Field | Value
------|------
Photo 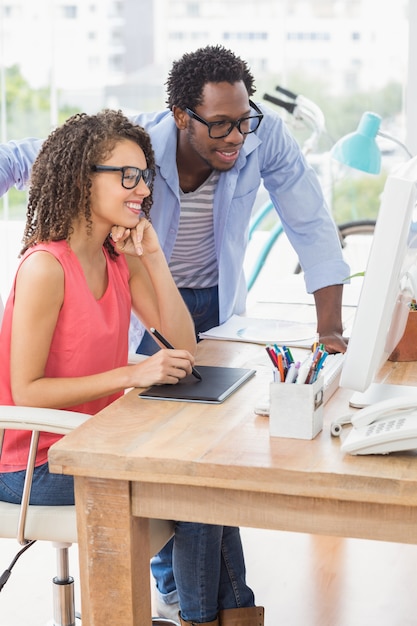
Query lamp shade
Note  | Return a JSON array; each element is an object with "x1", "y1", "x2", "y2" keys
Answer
[{"x1": 331, "y1": 112, "x2": 382, "y2": 174}]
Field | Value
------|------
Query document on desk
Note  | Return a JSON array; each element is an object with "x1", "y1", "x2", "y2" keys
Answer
[{"x1": 199, "y1": 315, "x2": 318, "y2": 347}]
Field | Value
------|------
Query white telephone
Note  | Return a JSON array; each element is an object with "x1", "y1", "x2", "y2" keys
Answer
[{"x1": 339, "y1": 395, "x2": 417, "y2": 455}]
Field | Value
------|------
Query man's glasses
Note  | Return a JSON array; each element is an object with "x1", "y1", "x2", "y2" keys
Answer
[
  {"x1": 185, "y1": 100, "x2": 264, "y2": 139},
  {"x1": 91, "y1": 165, "x2": 154, "y2": 189}
]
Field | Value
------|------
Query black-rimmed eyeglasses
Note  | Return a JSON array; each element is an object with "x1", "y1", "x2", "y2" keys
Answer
[
  {"x1": 91, "y1": 165, "x2": 154, "y2": 189},
  {"x1": 185, "y1": 100, "x2": 264, "y2": 139}
]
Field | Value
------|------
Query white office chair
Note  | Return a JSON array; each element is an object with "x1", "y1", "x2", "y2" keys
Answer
[
  {"x1": 0, "y1": 407, "x2": 177, "y2": 626},
  {"x1": 0, "y1": 297, "x2": 176, "y2": 626}
]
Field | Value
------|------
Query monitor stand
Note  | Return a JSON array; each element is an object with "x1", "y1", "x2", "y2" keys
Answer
[{"x1": 349, "y1": 382, "x2": 417, "y2": 408}]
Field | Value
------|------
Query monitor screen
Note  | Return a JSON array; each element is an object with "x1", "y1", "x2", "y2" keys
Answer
[{"x1": 340, "y1": 156, "x2": 417, "y2": 407}]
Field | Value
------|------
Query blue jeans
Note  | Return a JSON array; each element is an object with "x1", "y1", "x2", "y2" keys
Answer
[
  {"x1": 173, "y1": 522, "x2": 255, "y2": 622},
  {"x1": 0, "y1": 464, "x2": 255, "y2": 621},
  {"x1": 136, "y1": 286, "x2": 219, "y2": 356},
  {"x1": 0, "y1": 463, "x2": 74, "y2": 504},
  {"x1": 139, "y1": 286, "x2": 220, "y2": 601},
  {"x1": 0, "y1": 463, "x2": 74, "y2": 506}
]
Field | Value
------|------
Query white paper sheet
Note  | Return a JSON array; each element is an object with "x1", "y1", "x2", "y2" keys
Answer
[{"x1": 199, "y1": 315, "x2": 318, "y2": 347}]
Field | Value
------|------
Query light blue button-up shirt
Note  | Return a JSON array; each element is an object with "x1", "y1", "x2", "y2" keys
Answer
[{"x1": 0, "y1": 104, "x2": 349, "y2": 325}]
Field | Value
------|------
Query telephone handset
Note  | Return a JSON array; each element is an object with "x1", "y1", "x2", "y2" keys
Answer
[
  {"x1": 351, "y1": 395, "x2": 417, "y2": 428},
  {"x1": 340, "y1": 395, "x2": 417, "y2": 455}
]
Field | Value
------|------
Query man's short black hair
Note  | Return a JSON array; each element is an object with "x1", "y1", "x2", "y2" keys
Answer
[{"x1": 166, "y1": 45, "x2": 256, "y2": 111}]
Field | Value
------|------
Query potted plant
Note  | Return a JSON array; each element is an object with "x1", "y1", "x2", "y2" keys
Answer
[{"x1": 388, "y1": 300, "x2": 417, "y2": 362}]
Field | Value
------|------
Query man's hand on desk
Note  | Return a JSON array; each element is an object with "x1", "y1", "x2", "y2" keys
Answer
[
  {"x1": 318, "y1": 331, "x2": 348, "y2": 355},
  {"x1": 313, "y1": 284, "x2": 348, "y2": 354}
]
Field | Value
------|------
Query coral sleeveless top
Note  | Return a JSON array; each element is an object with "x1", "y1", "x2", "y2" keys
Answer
[{"x1": 0, "y1": 241, "x2": 131, "y2": 470}]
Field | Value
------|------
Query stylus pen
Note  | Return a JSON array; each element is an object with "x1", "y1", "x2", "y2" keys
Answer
[{"x1": 150, "y1": 327, "x2": 202, "y2": 381}]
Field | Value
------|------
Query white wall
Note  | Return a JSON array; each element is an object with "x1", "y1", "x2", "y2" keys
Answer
[{"x1": 406, "y1": 0, "x2": 417, "y2": 156}]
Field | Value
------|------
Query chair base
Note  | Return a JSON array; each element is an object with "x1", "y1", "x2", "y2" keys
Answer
[{"x1": 52, "y1": 575, "x2": 75, "y2": 625}]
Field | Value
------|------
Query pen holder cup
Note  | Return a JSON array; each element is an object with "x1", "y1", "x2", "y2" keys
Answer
[{"x1": 269, "y1": 376, "x2": 324, "y2": 440}]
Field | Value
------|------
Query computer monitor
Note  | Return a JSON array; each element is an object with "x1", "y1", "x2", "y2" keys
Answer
[{"x1": 340, "y1": 155, "x2": 417, "y2": 408}]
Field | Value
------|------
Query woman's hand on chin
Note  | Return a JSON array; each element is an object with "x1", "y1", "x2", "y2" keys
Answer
[{"x1": 110, "y1": 219, "x2": 160, "y2": 257}]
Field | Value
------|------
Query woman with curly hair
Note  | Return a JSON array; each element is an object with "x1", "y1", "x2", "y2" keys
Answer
[
  {"x1": 0, "y1": 109, "x2": 197, "y2": 416},
  {"x1": 0, "y1": 108, "x2": 261, "y2": 626}
]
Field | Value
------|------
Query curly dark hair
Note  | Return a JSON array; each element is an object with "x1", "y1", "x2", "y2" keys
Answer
[
  {"x1": 21, "y1": 109, "x2": 155, "y2": 260},
  {"x1": 166, "y1": 45, "x2": 256, "y2": 111}
]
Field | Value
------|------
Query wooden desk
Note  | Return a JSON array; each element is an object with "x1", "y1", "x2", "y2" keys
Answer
[{"x1": 49, "y1": 338, "x2": 417, "y2": 626}]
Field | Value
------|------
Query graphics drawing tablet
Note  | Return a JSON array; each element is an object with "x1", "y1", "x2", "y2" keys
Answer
[{"x1": 138, "y1": 365, "x2": 256, "y2": 404}]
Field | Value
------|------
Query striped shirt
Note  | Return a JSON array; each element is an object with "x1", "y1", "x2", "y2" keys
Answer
[{"x1": 169, "y1": 170, "x2": 219, "y2": 288}]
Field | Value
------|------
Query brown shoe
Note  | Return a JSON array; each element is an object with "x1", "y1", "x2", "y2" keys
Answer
[{"x1": 218, "y1": 606, "x2": 264, "y2": 626}]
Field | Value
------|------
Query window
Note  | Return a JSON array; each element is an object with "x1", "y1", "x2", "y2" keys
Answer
[
  {"x1": 61, "y1": 5, "x2": 77, "y2": 19},
  {"x1": 109, "y1": 54, "x2": 124, "y2": 73},
  {"x1": 186, "y1": 3, "x2": 200, "y2": 17}
]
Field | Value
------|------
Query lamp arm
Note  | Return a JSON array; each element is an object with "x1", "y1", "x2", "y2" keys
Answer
[
  {"x1": 291, "y1": 105, "x2": 321, "y2": 155},
  {"x1": 295, "y1": 95, "x2": 326, "y2": 134},
  {"x1": 377, "y1": 130, "x2": 414, "y2": 159}
]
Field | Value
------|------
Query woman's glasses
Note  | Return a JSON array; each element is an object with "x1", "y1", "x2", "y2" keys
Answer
[{"x1": 91, "y1": 165, "x2": 154, "y2": 189}]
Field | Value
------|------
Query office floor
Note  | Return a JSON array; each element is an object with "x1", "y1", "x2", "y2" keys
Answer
[{"x1": 2, "y1": 530, "x2": 417, "y2": 625}]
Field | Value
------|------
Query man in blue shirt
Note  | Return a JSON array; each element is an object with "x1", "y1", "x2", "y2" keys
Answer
[{"x1": 0, "y1": 45, "x2": 349, "y2": 624}]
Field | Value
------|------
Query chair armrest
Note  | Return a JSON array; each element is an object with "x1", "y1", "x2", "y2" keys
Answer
[
  {"x1": 0, "y1": 406, "x2": 91, "y2": 435},
  {"x1": 0, "y1": 405, "x2": 91, "y2": 544}
]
